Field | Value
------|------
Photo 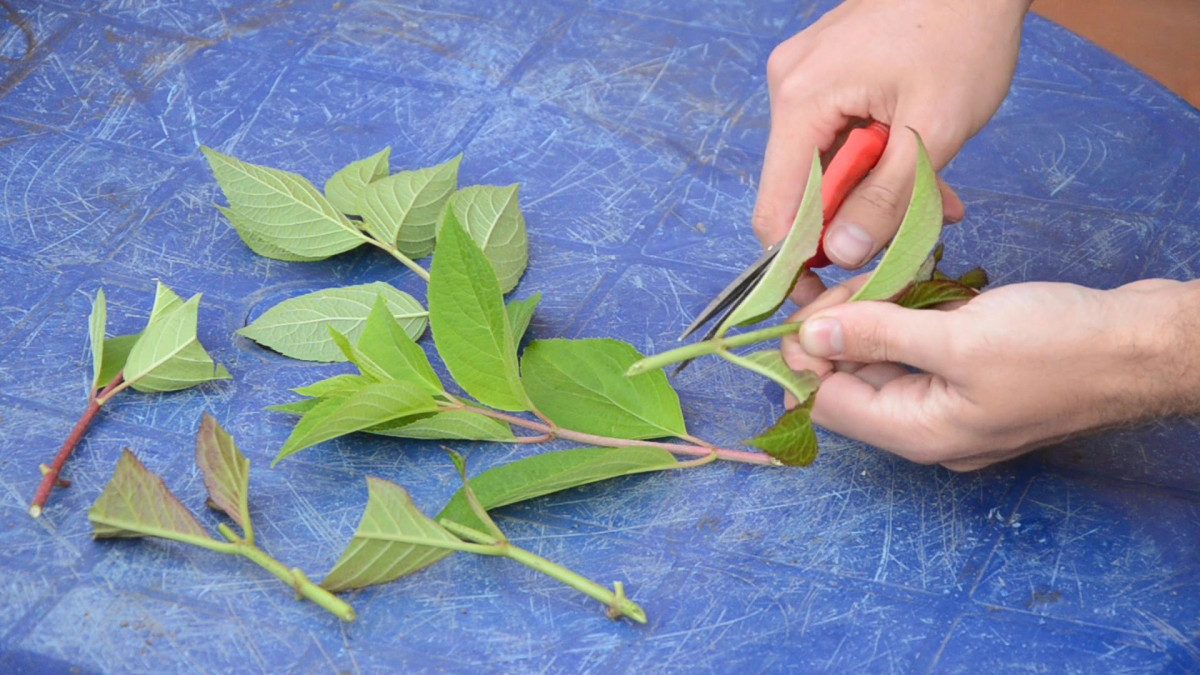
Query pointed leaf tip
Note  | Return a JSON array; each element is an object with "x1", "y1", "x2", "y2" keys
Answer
[
  {"x1": 88, "y1": 449, "x2": 212, "y2": 541},
  {"x1": 195, "y1": 413, "x2": 252, "y2": 529}
]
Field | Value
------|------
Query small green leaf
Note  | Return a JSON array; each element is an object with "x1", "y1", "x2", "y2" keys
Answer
[
  {"x1": 436, "y1": 446, "x2": 679, "y2": 533},
  {"x1": 320, "y1": 476, "x2": 460, "y2": 592},
  {"x1": 357, "y1": 155, "x2": 461, "y2": 256},
  {"x1": 368, "y1": 410, "x2": 514, "y2": 441},
  {"x1": 202, "y1": 146, "x2": 365, "y2": 260},
  {"x1": 123, "y1": 294, "x2": 230, "y2": 393},
  {"x1": 324, "y1": 147, "x2": 391, "y2": 216},
  {"x1": 148, "y1": 282, "x2": 185, "y2": 324},
  {"x1": 446, "y1": 450, "x2": 506, "y2": 541},
  {"x1": 217, "y1": 205, "x2": 325, "y2": 262},
  {"x1": 89, "y1": 449, "x2": 213, "y2": 543},
  {"x1": 522, "y1": 338, "x2": 686, "y2": 439},
  {"x1": 293, "y1": 373, "x2": 374, "y2": 398},
  {"x1": 507, "y1": 292, "x2": 541, "y2": 345},
  {"x1": 718, "y1": 150, "x2": 824, "y2": 332},
  {"x1": 238, "y1": 282, "x2": 426, "y2": 362},
  {"x1": 895, "y1": 279, "x2": 980, "y2": 310},
  {"x1": 957, "y1": 267, "x2": 989, "y2": 290},
  {"x1": 274, "y1": 381, "x2": 438, "y2": 464},
  {"x1": 741, "y1": 350, "x2": 820, "y2": 404},
  {"x1": 348, "y1": 296, "x2": 442, "y2": 394},
  {"x1": 745, "y1": 398, "x2": 818, "y2": 466},
  {"x1": 89, "y1": 289, "x2": 107, "y2": 390},
  {"x1": 444, "y1": 184, "x2": 529, "y2": 293},
  {"x1": 850, "y1": 132, "x2": 943, "y2": 302},
  {"x1": 96, "y1": 334, "x2": 139, "y2": 390},
  {"x1": 195, "y1": 413, "x2": 251, "y2": 530},
  {"x1": 428, "y1": 211, "x2": 530, "y2": 411}
]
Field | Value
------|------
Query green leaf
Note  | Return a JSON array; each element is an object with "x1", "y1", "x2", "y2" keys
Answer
[
  {"x1": 89, "y1": 289, "x2": 107, "y2": 390},
  {"x1": 148, "y1": 281, "x2": 185, "y2": 324},
  {"x1": 428, "y1": 211, "x2": 530, "y2": 411},
  {"x1": 202, "y1": 146, "x2": 365, "y2": 260},
  {"x1": 437, "y1": 446, "x2": 679, "y2": 533},
  {"x1": 217, "y1": 205, "x2": 325, "y2": 262},
  {"x1": 507, "y1": 292, "x2": 541, "y2": 345},
  {"x1": 274, "y1": 381, "x2": 438, "y2": 464},
  {"x1": 718, "y1": 150, "x2": 824, "y2": 332},
  {"x1": 267, "y1": 398, "x2": 321, "y2": 415},
  {"x1": 320, "y1": 477, "x2": 460, "y2": 592},
  {"x1": 292, "y1": 373, "x2": 374, "y2": 398},
  {"x1": 741, "y1": 350, "x2": 820, "y2": 404},
  {"x1": 745, "y1": 398, "x2": 818, "y2": 466},
  {"x1": 89, "y1": 449, "x2": 213, "y2": 544},
  {"x1": 368, "y1": 410, "x2": 514, "y2": 441},
  {"x1": 850, "y1": 132, "x2": 943, "y2": 302},
  {"x1": 444, "y1": 184, "x2": 529, "y2": 293},
  {"x1": 356, "y1": 155, "x2": 461, "y2": 257},
  {"x1": 324, "y1": 147, "x2": 391, "y2": 216},
  {"x1": 96, "y1": 334, "x2": 139, "y2": 390},
  {"x1": 238, "y1": 282, "x2": 426, "y2": 362},
  {"x1": 895, "y1": 279, "x2": 980, "y2": 310},
  {"x1": 957, "y1": 267, "x2": 989, "y2": 290},
  {"x1": 195, "y1": 413, "x2": 251, "y2": 530},
  {"x1": 123, "y1": 294, "x2": 230, "y2": 393},
  {"x1": 345, "y1": 296, "x2": 442, "y2": 394},
  {"x1": 522, "y1": 338, "x2": 686, "y2": 439}
]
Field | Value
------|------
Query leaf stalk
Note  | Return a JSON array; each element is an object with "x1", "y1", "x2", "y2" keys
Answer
[{"x1": 627, "y1": 322, "x2": 806, "y2": 376}]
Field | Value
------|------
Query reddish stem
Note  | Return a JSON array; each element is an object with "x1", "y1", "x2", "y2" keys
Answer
[{"x1": 29, "y1": 373, "x2": 125, "y2": 518}]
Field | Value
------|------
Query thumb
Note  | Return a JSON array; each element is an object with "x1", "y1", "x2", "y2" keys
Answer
[{"x1": 798, "y1": 301, "x2": 949, "y2": 372}]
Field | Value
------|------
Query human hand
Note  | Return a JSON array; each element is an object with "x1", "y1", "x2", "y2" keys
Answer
[
  {"x1": 756, "y1": 0, "x2": 1029, "y2": 302},
  {"x1": 780, "y1": 278, "x2": 1197, "y2": 471}
]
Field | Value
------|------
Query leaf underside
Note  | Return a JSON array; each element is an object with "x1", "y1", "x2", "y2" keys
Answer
[
  {"x1": 320, "y1": 477, "x2": 459, "y2": 592},
  {"x1": 445, "y1": 184, "x2": 529, "y2": 294},
  {"x1": 89, "y1": 449, "x2": 212, "y2": 541},
  {"x1": 88, "y1": 289, "x2": 107, "y2": 390},
  {"x1": 357, "y1": 155, "x2": 461, "y2": 257},
  {"x1": 123, "y1": 287, "x2": 229, "y2": 393},
  {"x1": 324, "y1": 147, "x2": 391, "y2": 216},
  {"x1": 743, "y1": 350, "x2": 820, "y2": 404},
  {"x1": 195, "y1": 413, "x2": 252, "y2": 529},
  {"x1": 238, "y1": 282, "x2": 426, "y2": 362}
]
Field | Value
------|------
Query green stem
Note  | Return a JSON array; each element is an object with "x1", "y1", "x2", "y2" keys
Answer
[
  {"x1": 627, "y1": 321, "x2": 806, "y2": 375},
  {"x1": 217, "y1": 523, "x2": 356, "y2": 622},
  {"x1": 442, "y1": 402, "x2": 778, "y2": 466},
  {"x1": 440, "y1": 520, "x2": 647, "y2": 624},
  {"x1": 364, "y1": 238, "x2": 431, "y2": 282}
]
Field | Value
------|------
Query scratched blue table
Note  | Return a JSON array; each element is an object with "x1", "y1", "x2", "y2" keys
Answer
[{"x1": 2, "y1": 1, "x2": 1198, "y2": 672}]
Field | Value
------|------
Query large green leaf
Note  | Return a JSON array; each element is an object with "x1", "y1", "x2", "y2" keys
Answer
[
  {"x1": 850, "y1": 132, "x2": 943, "y2": 302},
  {"x1": 292, "y1": 373, "x2": 374, "y2": 398},
  {"x1": 368, "y1": 410, "x2": 514, "y2": 441},
  {"x1": 217, "y1": 205, "x2": 326, "y2": 262},
  {"x1": 522, "y1": 338, "x2": 686, "y2": 439},
  {"x1": 437, "y1": 446, "x2": 679, "y2": 532},
  {"x1": 195, "y1": 413, "x2": 251, "y2": 530},
  {"x1": 718, "y1": 150, "x2": 824, "y2": 332},
  {"x1": 274, "y1": 381, "x2": 438, "y2": 464},
  {"x1": 428, "y1": 211, "x2": 530, "y2": 411},
  {"x1": 123, "y1": 294, "x2": 230, "y2": 393},
  {"x1": 320, "y1": 477, "x2": 459, "y2": 592},
  {"x1": 506, "y1": 292, "x2": 541, "y2": 346},
  {"x1": 357, "y1": 155, "x2": 461, "y2": 257},
  {"x1": 202, "y1": 146, "x2": 365, "y2": 259},
  {"x1": 444, "y1": 184, "x2": 529, "y2": 293},
  {"x1": 345, "y1": 296, "x2": 442, "y2": 394},
  {"x1": 324, "y1": 147, "x2": 391, "y2": 216},
  {"x1": 89, "y1": 449, "x2": 213, "y2": 544},
  {"x1": 89, "y1": 289, "x2": 107, "y2": 390},
  {"x1": 238, "y1": 282, "x2": 426, "y2": 362},
  {"x1": 741, "y1": 350, "x2": 820, "y2": 404},
  {"x1": 745, "y1": 399, "x2": 818, "y2": 466}
]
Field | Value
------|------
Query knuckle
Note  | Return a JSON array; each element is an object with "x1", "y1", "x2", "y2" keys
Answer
[
  {"x1": 855, "y1": 182, "x2": 903, "y2": 216},
  {"x1": 750, "y1": 206, "x2": 782, "y2": 243}
]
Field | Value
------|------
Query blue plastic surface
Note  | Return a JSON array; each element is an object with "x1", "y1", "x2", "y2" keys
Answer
[{"x1": 2, "y1": 1, "x2": 1199, "y2": 672}]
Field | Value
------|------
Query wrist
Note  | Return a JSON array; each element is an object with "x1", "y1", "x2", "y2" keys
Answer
[{"x1": 1111, "y1": 279, "x2": 1200, "y2": 418}]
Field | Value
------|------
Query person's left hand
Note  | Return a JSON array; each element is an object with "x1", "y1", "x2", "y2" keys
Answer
[{"x1": 779, "y1": 277, "x2": 1194, "y2": 471}]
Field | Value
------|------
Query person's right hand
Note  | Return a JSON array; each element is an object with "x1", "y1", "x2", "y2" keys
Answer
[{"x1": 755, "y1": 0, "x2": 1030, "y2": 303}]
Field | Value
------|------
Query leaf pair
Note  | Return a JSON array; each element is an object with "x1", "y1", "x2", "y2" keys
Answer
[
  {"x1": 88, "y1": 415, "x2": 356, "y2": 622},
  {"x1": 322, "y1": 449, "x2": 676, "y2": 622},
  {"x1": 89, "y1": 282, "x2": 229, "y2": 394},
  {"x1": 205, "y1": 147, "x2": 529, "y2": 293}
]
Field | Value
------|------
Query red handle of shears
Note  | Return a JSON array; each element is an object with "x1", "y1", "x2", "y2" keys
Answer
[{"x1": 805, "y1": 121, "x2": 889, "y2": 268}]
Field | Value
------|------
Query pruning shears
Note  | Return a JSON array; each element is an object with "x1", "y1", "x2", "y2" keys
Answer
[{"x1": 678, "y1": 121, "x2": 890, "y2": 343}]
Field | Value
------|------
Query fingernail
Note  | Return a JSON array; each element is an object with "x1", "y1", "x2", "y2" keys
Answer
[
  {"x1": 801, "y1": 317, "x2": 844, "y2": 357},
  {"x1": 825, "y1": 222, "x2": 874, "y2": 267}
]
